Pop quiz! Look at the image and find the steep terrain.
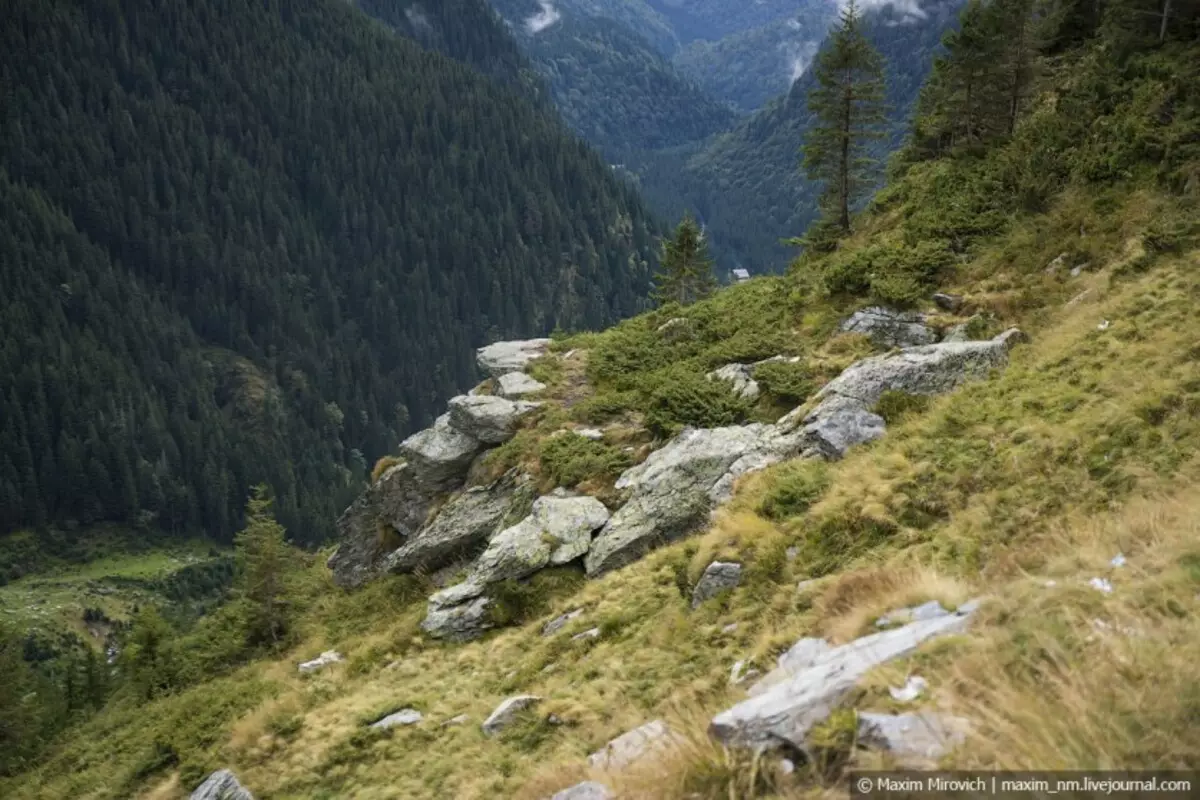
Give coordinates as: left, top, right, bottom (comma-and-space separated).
3, 2, 1197, 797
0, 0, 660, 547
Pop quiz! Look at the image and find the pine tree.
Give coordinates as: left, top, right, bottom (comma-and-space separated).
651, 213, 717, 307
802, 0, 888, 235
233, 485, 294, 648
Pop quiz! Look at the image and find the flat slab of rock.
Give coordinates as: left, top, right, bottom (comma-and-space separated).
384, 471, 531, 574
298, 650, 343, 674
707, 363, 760, 400
477, 339, 552, 378
482, 695, 542, 736
448, 395, 541, 445
876, 600, 951, 628
858, 711, 970, 763
691, 561, 743, 607
587, 719, 682, 771
370, 708, 423, 729
789, 394, 887, 461
496, 371, 547, 398
841, 307, 936, 349
420, 595, 493, 642
190, 769, 254, 800
543, 608, 584, 636
585, 424, 803, 576
549, 782, 613, 800
468, 495, 610, 585
710, 603, 979, 751
749, 637, 833, 697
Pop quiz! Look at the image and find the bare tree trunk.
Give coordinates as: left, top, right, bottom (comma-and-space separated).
839, 70, 853, 232
1160, 0, 1172, 41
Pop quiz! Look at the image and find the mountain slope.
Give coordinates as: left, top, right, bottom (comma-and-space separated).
0, 0, 660, 545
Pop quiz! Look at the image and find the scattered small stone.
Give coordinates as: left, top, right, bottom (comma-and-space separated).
1090, 577, 1114, 594
722, 623, 739, 633
1070, 263, 1091, 277
370, 708, 422, 729
482, 695, 542, 736
572, 627, 601, 641
656, 317, 694, 342
298, 650, 343, 674
1045, 580, 1058, 588
541, 663, 558, 674
549, 782, 613, 800
691, 561, 743, 608
1098, 320, 1111, 331
1110, 553, 1127, 568
441, 714, 469, 727
786, 547, 799, 561
547, 713, 566, 726
889, 675, 928, 703
779, 758, 796, 775
576, 428, 605, 441
543, 609, 584, 636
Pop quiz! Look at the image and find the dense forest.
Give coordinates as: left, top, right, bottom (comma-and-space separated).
0, 0, 661, 548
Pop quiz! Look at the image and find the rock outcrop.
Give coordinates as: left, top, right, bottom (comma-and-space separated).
298, 650, 343, 674
584, 424, 804, 576
477, 338, 551, 378
691, 561, 743, 607
707, 363, 760, 400
370, 708, 423, 729
447, 395, 541, 445
587, 719, 682, 771
482, 695, 542, 736
781, 330, 1025, 460
190, 769, 254, 800
549, 782, 613, 800
496, 371, 546, 398
709, 602, 979, 751
383, 471, 533, 575
840, 307, 936, 349
420, 594, 493, 642
857, 711, 970, 763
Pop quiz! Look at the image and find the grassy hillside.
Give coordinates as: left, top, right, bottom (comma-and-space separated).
5, 5, 1200, 799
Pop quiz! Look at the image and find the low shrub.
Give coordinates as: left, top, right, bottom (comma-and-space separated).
537, 434, 632, 488
643, 368, 751, 438
757, 460, 831, 520
753, 360, 817, 406
873, 390, 932, 424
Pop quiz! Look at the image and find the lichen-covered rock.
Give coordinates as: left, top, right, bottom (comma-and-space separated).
789, 394, 887, 461
691, 561, 743, 608
549, 782, 613, 800
707, 363, 760, 400
469, 495, 610, 584
585, 425, 803, 576
840, 307, 936, 348
447, 395, 541, 445
932, 293, 965, 312
370, 708, 423, 729
482, 695, 542, 736
420, 595, 493, 642
384, 471, 531, 574
400, 413, 485, 486
587, 719, 682, 771
857, 712, 970, 763
477, 339, 552, 378
495, 371, 547, 398
190, 769, 254, 800
709, 603, 980, 751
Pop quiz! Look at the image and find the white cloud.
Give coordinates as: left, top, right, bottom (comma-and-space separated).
526, 0, 562, 34
782, 40, 820, 83
835, 0, 927, 20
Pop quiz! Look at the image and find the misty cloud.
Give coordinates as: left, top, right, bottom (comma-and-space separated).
837, 0, 927, 20
526, 0, 562, 34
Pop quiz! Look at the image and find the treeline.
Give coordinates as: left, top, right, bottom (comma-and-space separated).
0, 0, 660, 546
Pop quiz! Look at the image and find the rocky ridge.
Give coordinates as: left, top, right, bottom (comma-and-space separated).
328, 316, 1025, 642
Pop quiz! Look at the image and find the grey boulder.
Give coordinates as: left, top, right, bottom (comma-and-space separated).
447, 395, 541, 445
190, 769, 253, 800
482, 695, 542, 736
691, 561, 743, 608
709, 602, 979, 751
587, 719, 682, 771
298, 650, 343, 674
585, 424, 803, 576
384, 471, 532, 574
400, 413, 485, 487
932, 293, 965, 312
840, 307, 936, 349
707, 363, 760, 400
420, 595, 493, 642
495, 371, 547, 398
469, 495, 610, 585
370, 708, 423, 729
477, 339, 551, 378
549, 782, 613, 800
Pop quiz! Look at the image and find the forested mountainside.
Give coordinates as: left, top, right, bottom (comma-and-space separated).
486, 3, 738, 155
634, 0, 965, 273
0, 0, 660, 548
353, 0, 543, 96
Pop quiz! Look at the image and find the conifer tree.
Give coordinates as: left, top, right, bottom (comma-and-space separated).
234, 485, 294, 647
652, 213, 717, 306
802, 0, 888, 235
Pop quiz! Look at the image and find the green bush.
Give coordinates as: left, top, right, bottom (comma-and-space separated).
818, 240, 955, 307
752, 360, 816, 406
570, 390, 640, 423
642, 368, 751, 437
757, 461, 831, 520
487, 568, 586, 627
537, 433, 632, 488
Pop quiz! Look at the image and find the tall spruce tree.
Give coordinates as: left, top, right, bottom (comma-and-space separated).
802, 0, 888, 235
234, 486, 294, 648
652, 213, 718, 306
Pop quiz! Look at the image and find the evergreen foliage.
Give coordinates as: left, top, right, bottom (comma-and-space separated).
232, 487, 296, 648
652, 214, 719, 307
803, 0, 889, 234
0, 0, 660, 546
